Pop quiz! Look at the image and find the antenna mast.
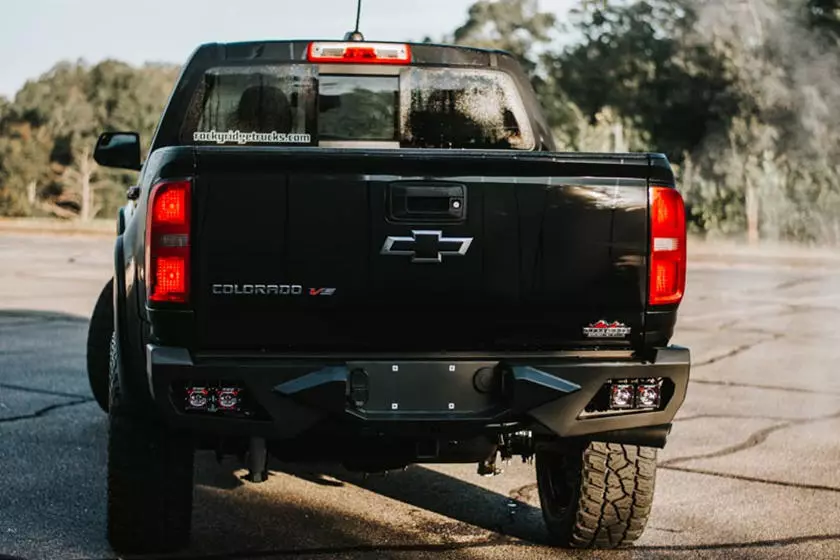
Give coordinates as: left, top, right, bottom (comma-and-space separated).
344, 0, 365, 41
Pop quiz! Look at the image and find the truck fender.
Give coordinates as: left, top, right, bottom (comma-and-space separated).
112, 234, 152, 409
116, 206, 126, 236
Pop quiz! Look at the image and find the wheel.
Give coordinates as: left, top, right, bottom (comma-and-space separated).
86, 279, 113, 412
536, 442, 657, 549
106, 333, 195, 554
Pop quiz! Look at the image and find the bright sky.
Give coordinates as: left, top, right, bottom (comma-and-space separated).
0, 0, 576, 98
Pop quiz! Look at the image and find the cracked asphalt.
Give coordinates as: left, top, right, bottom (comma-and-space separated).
1, 232, 839, 559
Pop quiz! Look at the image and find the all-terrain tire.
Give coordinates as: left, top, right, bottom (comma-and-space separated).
86, 280, 113, 412
536, 442, 657, 549
106, 333, 195, 554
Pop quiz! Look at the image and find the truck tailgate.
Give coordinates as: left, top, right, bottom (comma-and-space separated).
190, 148, 652, 352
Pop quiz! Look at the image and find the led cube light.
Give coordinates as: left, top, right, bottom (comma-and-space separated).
186, 387, 209, 410
610, 383, 635, 409
216, 388, 241, 411
636, 382, 661, 409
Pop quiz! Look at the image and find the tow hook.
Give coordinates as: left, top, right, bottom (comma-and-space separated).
504, 430, 535, 463
476, 431, 534, 476
477, 453, 502, 477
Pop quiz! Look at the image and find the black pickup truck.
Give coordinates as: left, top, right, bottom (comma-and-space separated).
86, 37, 690, 554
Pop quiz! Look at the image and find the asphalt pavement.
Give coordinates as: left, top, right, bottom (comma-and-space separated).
1, 232, 839, 560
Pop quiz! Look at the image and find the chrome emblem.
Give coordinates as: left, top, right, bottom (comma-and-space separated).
380, 230, 473, 263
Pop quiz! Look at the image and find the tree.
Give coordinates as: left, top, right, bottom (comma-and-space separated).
687, 0, 840, 244
808, 0, 840, 37
449, 0, 557, 74
0, 59, 179, 220
541, 1, 738, 161
0, 123, 52, 216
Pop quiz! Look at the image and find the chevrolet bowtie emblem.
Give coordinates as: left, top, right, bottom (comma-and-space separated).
380, 230, 473, 263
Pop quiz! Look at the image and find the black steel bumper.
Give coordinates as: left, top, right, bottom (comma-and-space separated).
146, 345, 690, 446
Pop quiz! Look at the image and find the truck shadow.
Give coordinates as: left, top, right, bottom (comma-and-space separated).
288, 461, 548, 543
188, 479, 546, 560
194, 453, 550, 549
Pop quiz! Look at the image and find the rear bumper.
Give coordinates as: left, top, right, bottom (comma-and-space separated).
146, 346, 690, 446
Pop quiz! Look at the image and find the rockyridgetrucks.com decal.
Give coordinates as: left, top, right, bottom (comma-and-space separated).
193, 130, 312, 145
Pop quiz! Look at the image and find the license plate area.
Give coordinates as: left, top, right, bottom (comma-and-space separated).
346, 361, 500, 414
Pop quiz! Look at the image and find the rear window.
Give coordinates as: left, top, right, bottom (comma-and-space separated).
183, 65, 535, 150
400, 68, 532, 150
318, 75, 399, 141
188, 65, 316, 146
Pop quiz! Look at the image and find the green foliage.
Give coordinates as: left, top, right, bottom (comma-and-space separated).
542, 1, 741, 161
0, 60, 178, 221
0, 125, 52, 217
449, 0, 557, 74
808, 0, 840, 37
451, 0, 840, 245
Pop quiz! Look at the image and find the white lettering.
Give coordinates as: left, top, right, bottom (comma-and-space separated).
192, 129, 312, 145
211, 283, 315, 296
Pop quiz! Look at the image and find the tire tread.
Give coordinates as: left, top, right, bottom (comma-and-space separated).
106, 333, 194, 554
537, 441, 657, 549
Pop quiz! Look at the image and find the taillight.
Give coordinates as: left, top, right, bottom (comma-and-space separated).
146, 180, 191, 304
306, 42, 411, 64
649, 186, 686, 306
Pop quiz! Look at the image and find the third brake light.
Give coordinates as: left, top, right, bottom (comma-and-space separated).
307, 41, 411, 64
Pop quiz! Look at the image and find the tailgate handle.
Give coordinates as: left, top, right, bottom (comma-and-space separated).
388, 183, 466, 222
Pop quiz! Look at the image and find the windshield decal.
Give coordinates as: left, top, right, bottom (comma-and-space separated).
193, 130, 312, 145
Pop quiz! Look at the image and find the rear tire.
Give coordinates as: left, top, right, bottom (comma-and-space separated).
86, 280, 113, 412
106, 333, 195, 554
536, 442, 657, 549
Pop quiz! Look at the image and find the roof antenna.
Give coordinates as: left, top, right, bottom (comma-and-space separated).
343, 0, 365, 41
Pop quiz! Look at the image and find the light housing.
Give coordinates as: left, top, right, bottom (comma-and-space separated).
582, 377, 668, 417
179, 382, 262, 418
648, 186, 686, 306
307, 41, 411, 64
145, 179, 191, 304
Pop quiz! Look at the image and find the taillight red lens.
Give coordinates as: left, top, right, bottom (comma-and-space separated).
152, 188, 187, 225
649, 186, 686, 306
154, 256, 187, 297
146, 180, 191, 304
